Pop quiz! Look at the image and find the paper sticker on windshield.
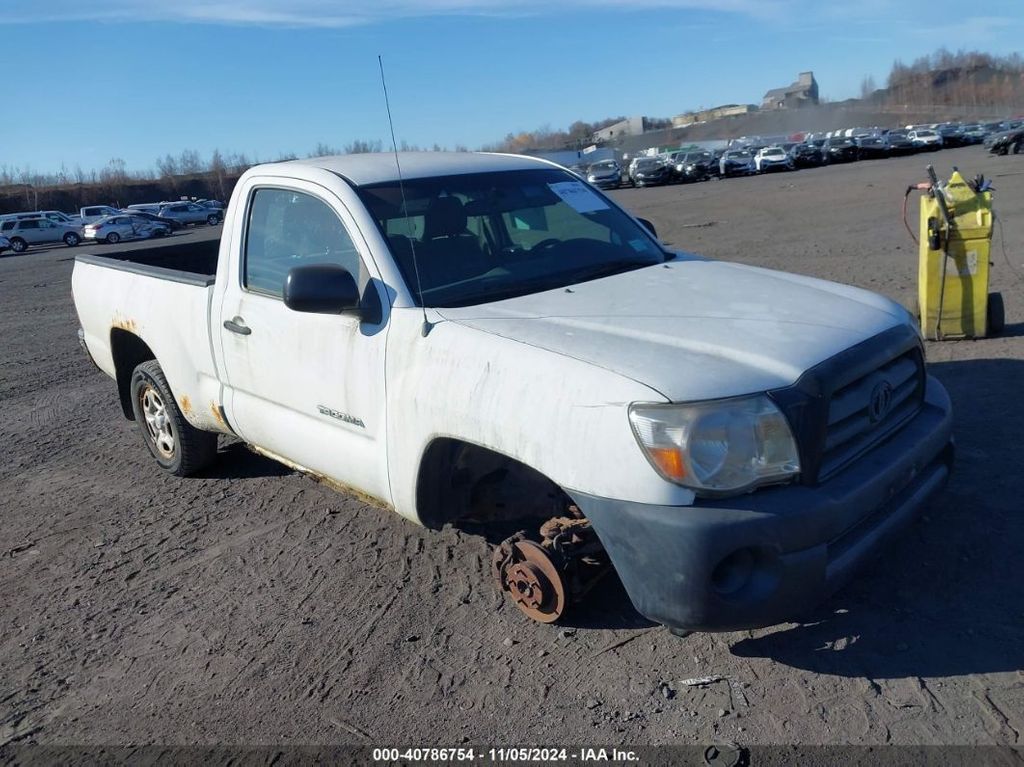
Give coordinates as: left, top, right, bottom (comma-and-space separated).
548, 181, 609, 213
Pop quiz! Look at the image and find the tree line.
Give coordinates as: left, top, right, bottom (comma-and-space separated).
871, 48, 1024, 107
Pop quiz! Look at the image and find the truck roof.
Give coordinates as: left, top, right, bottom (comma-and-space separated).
282, 151, 549, 186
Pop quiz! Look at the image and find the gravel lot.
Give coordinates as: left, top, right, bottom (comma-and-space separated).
1, 147, 1022, 749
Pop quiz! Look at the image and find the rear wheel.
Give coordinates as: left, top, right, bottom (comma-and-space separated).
10, 237, 27, 253
206, 214, 219, 226
106, 232, 120, 244
130, 360, 217, 477
987, 293, 1005, 336
63, 232, 80, 246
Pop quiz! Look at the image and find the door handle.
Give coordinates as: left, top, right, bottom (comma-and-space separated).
223, 317, 251, 336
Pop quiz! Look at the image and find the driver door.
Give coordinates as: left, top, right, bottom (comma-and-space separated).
216, 181, 391, 505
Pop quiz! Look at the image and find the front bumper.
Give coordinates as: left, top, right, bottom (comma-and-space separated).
570, 375, 953, 632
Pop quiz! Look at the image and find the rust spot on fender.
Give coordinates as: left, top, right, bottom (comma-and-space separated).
112, 315, 137, 333
210, 402, 228, 430
179, 395, 193, 416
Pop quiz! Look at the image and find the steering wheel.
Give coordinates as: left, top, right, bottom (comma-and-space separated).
531, 238, 561, 252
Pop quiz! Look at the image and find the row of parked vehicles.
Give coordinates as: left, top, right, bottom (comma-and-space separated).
0, 199, 224, 254
579, 119, 1023, 189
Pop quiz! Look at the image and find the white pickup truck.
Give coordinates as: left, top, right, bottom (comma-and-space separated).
73, 152, 954, 633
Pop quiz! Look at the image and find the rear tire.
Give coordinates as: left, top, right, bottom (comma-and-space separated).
987, 293, 1005, 336
129, 360, 217, 477
206, 214, 219, 226
10, 237, 27, 253
64, 232, 80, 246
106, 232, 120, 244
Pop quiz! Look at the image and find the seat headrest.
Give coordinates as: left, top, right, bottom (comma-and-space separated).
423, 196, 468, 239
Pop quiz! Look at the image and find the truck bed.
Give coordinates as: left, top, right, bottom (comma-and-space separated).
74, 236, 220, 286
72, 233, 225, 433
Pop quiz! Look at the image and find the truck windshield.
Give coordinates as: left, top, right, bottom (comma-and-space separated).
357, 169, 666, 308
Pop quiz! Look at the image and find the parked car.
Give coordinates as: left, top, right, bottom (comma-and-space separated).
854, 134, 891, 159
908, 129, 943, 151
72, 151, 954, 634
719, 150, 755, 178
0, 210, 80, 225
788, 142, 823, 168
822, 137, 859, 164
629, 157, 671, 187
754, 146, 793, 173
83, 215, 170, 244
158, 201, 223, 226
119, 209, 185, 231
586, 160, 623, 189
886, 130, 917, 155
0, 217, 82, 252
987, 127, 1024, 155
80, 205, 123, 224
959, 124, 988, 145
0, 234, 10, 255
196, 199, 225, 210
674, 151, 717, 182
937, 124, 967, 147
125, 203, 165, 215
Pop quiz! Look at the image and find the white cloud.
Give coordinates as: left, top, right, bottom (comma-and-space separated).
0, 0, 787, 27
914, 16, 1019, 44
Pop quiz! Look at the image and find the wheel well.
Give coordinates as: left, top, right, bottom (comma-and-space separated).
110, 329, 156, 419
416, 438, 570, 531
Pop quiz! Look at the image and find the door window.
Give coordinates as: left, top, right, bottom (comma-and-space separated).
244, 187, 364, 298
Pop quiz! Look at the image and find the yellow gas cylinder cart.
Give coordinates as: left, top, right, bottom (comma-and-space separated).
916, 165, 1004, 340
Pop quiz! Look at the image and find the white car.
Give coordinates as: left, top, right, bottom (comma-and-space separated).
754, 146, 794, 173
83, 215, 170, 244
1, 210, 81, 225
0, 217, 82, 251
908, 129, 943, 151
72, 151, 953, 634
80, 205, 123, 224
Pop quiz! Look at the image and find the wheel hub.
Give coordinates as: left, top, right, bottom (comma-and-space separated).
493, 540, 566, 623
140, 385, 175, 459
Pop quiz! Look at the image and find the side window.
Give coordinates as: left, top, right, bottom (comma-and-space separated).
244, 187, 364, 298
21, 220, 39, 230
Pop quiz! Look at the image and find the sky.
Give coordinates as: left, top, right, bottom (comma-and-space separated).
1, 0, 1021, 175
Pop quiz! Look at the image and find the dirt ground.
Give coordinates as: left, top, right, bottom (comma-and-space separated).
1, 146, 1022, 750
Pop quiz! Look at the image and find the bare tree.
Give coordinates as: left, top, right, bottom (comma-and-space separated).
179, 149, 203, 175
309, 142, 341, 158
860, 75, 877, 99
209, 149, 228, 200
156, 153, 179, 179
344, 139, 382, 154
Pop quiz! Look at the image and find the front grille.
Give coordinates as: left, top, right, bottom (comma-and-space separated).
768, 325, 927, 486
818, 349, 925, 480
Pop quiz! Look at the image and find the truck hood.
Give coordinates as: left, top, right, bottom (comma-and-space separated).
437, 258, 910, 402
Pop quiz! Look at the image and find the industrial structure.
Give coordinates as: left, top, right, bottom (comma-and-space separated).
672, 104, 758, 127
762, 72, 819, 109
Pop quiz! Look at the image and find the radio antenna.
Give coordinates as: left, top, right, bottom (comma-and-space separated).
378, 55, 432, 337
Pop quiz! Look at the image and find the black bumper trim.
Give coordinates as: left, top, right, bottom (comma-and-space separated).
568, 375, 953, 632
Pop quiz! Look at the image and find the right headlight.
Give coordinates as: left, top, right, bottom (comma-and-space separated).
628, 395, 800, 496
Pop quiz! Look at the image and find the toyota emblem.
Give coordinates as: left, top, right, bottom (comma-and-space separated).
868, 380, 894, 423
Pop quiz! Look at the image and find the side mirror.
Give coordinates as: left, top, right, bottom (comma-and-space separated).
284, 264, 361, 315
637, 217, 658, 238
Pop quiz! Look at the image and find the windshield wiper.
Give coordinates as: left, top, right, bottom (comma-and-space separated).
570, 259, 657, 283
